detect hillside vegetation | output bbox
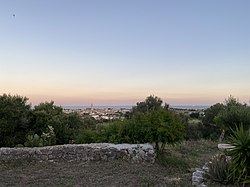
[0,94,249,186]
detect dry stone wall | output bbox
[0,143,155,163]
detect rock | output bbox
[192,169,205,186]
[138,150,145,158]
[218,144,235,151]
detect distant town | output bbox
[63,107,131,121]
[63,105,207,121]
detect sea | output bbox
[63,105,210,110]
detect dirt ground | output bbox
[0,140,228,187]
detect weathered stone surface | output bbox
[218,144,235,151]
[192,171,204,185]
[0,143,155,163]
[192,168,207,186]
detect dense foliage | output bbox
[0,95,84,147]
[131,95,163,114]
[200,96,250,140]
[0,94,31,147]
[0,94,184,149]
[215,96,250,133]
[202,103,224,139]
[31,101,84,145]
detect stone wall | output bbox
[0,143,155,163]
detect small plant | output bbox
[157,152,189,170]
[24,125,56,147]
[41,125,56,146]
[227,124,250,186]
[24,134,44,147]
[206,154,231,184]
[15,144,24,148]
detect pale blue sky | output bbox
[1,0,250,105]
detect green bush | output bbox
[206,154,231,184]
[202,103,224,140]
[32,101,84,144]
[184,122,205,140]
[215,96,250,135]
[96,122,125,143]
[24,125,56,147]
[227,125,250,185]
[121,113,151,144]
[40,125,56,146]
[75,129,98,144]
[24,134,44,147]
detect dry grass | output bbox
[0,140,227,187]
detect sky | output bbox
[0,0,250,106]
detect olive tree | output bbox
[215,96,250,133]
[131,95,163,114]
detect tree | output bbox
[129,95,183,151]
[215,96,250,134]
[32,101,63,135]
[131,95,163,114]
[32,101,84,144]
[0,94,32,147]
[202,103,224,126]
[145,108,184,152]
[125,109,183,151]
[201,103,224,139]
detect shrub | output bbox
[121,113,151,144]
[24,125,56,147]
[122,109,184,152]
[24,134,44,147]
[227,124,250,186]
[96,122,125,143]
[206,154,231,184]
[215,96,250,135]
[184,122,205,140]
[75,129,98,144]
[32,101,84,144]
[202,103,224,140]
[41,125,56,146]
